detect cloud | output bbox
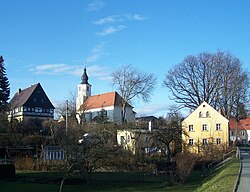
[31,63,111,81]
[87,65,112,80]
[93,14,145,25]
[87,0,105,11]
[127,14,145,21]
[32,64,82,76]
[96,25,127,36]
[93,15,122,25]
[86,42,106,63]
[135,104,169,117]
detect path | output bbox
[237,147,250,192]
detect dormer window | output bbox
[206,111,210,117]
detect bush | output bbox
[14,157,34,170]
[0,164,16,179]
[175,151,197,183]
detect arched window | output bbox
[199,111,202,118]
[206,111,210,117]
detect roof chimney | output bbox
[18,88,21,95]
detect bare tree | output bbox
[150,109,183,162]
[163,51,249,119]
[112,64,157,123]
[59,123,118,192]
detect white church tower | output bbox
[76,66,91,112]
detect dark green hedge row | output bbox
[0,164,16,179]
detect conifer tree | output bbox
[0,56,10,112]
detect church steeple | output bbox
[76,65,92,113]
[81,66,89,84]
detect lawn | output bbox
[0,158,240,192]
[194,158,240,192]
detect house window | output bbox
[189,125,194,132]
[202,124,207,131]
[202,138,208,145]
[199,111,202,118]
[231,131,234,136]
[216,138,222,144]
[34,98,36,102]
[216,124,221,131]
[206,111,210,117]
[241,131,245,136]
[188,138,194,146]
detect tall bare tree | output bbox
[150,108,183,162]
[112,64,157,123]
[163,51,249,119]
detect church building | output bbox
[76,67,135,124]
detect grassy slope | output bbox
[0,159,240,192]
[194,158,240,192]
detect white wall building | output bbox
[76,67,135,124]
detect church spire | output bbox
[81,66,89,84]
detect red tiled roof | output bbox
[240,116,250,130]
[79,91,131,111]
[229,117,245,130]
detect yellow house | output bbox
[117,129,151,154]
[182,101,229,153]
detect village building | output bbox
[240,116,250,144]
[229,117,247,145]
[182,101,229,154]
[135,116,159,131]
[8,83,55,122]
[76,67,135,124]
[117,129,152,154]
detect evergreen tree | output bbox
[0,56,10,112]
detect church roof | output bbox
[10,83,55,109]
[81,67,89,84]
[79,91,132,111]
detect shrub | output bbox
[175,151,197,183]
[0,164,16,179]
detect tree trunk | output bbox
[59,177,66,192]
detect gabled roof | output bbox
[182,101,229,123]
[229,117,245,130]
[79,91,132,111]
[240,117,250,130]
[10,83,55,109]
[10,84,38,108]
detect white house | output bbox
[76,67,135,124]
[240,117,250,144]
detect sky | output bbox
[1,0,250,118]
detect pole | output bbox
[66,100,68,135]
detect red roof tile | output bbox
[79,91,131,111]
[229,117,245,130]
[240,116,250,130]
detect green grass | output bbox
[194,158,240,192]
[0,159,240,192]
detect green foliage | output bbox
[0,56,10,113]
[0,164,16,178]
